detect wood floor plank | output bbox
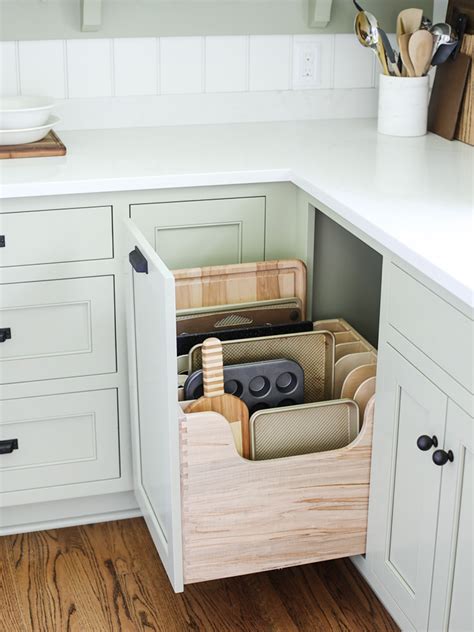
[1,518,399,632]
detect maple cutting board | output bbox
[0,131,66,159]
[173,259,307,315]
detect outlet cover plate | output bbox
[292,38,322,89]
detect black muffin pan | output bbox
[184,358,304,415]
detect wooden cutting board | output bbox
[0,131,66,159]
[428,52,471,140]
[455,35,474,145]
[173,259,307,314]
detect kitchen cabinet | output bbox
[369,344,447,630]
[429,400,473,632]
[130,196,265,269]
[364,262,474,632]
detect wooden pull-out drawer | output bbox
[0,389,119,500]
[0,276,116,384]
[124,218,376,592]
[180,398,374,584]
[0,206,113,267]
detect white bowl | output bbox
[0,116,60,146]
[0,96,55,130]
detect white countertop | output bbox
[1,119,473,307]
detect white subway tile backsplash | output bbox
[3,33,379,126]
[0,42,19,96]
[205,36,248,93]
[113,38,158,97]
[67,39,113,98]
[160,37,203,95]
[292,35,334,90]
[249,35,291,92]
[19,40,66,98]
[334,34,375,89]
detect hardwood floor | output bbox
[0,518,399,632]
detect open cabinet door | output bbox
[123,218,183,592]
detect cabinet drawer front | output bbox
[0,206,113,267]
[0,276,116,384]
[130,197,265,269]
[181,403,374,584]
[0,389,119,496]
[389,265,474,393]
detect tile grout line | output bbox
[15,41,21,95]
[155,37,161,95]
[110,38,116,97]
[245,35,251,92]
[63,40,69,99]
[201,36,206,93]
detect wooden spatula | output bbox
[185,338,250,458]
[409,30,434,76]
[399,34,416,77]
[397,8,423,37]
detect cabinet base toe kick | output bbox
[180,404,374,585]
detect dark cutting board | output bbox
[428,52,471,140]
[0,131,66,159]
[429,0,474,140]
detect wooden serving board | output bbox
[0,131,66,159]
[173,259,307,314]
[455,35,474,145]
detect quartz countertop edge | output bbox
[0,119,472,309]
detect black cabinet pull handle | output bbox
[0,438,18,454]
[129,247,148,274]
[0,328,11,343]
[433,449,454,466]
[417,435,438,451]
[0,235,5,248]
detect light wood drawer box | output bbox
[0,389,119,498]
[388,265,474,393]
[130,197,265,269]
[0,206,113,267]
[125,219,375,591]
[0,276,116,384]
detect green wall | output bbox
[1,0,433,41]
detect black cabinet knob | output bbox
[0,328,11,343]
[432,449,454,466]
[0,438,18,455]
[417,435,438,451]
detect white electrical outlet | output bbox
[293,39,321,89]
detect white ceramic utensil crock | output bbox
[378,75,430,137]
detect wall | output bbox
[0,0,433,40]
[1,33,387,129]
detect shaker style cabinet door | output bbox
[123,218,183,592]
[429,400,473,632]
[130,197,265,269]
[369,344,448,631]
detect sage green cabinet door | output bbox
[130,197,265,269]
[369,344,448,630]
[429,401,473,632]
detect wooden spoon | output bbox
[185,337,250,458]
[397,8,423,36]
[399,33,416,77]
[409,29,434,76]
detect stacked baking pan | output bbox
[175,259,377,461]
[0,96,59,146]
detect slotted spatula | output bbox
[185,337,250,458]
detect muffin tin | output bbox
[184,358,304,415]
